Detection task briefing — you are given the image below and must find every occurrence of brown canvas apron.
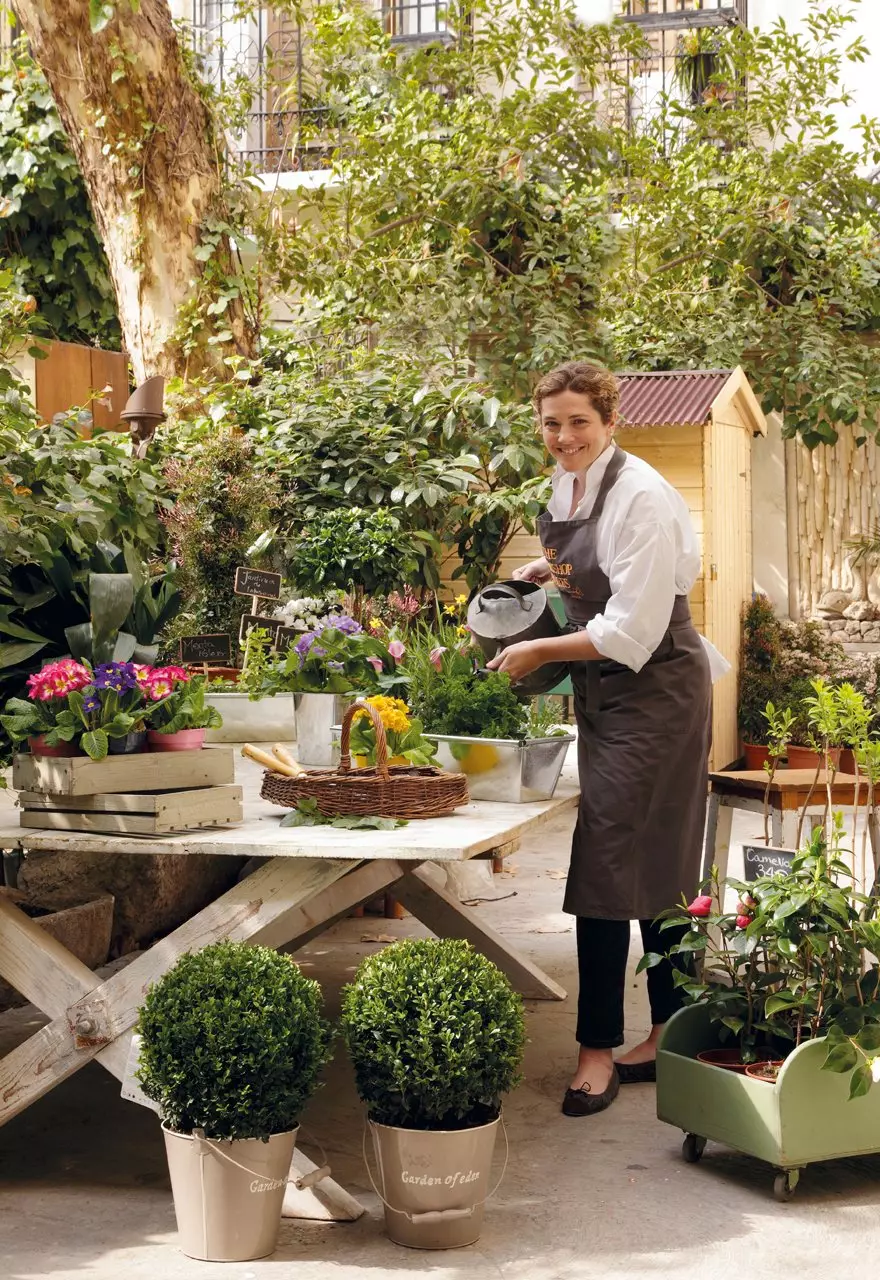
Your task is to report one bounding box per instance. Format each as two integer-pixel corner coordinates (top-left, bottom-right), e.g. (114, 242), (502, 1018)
(537, 445), (711, 921)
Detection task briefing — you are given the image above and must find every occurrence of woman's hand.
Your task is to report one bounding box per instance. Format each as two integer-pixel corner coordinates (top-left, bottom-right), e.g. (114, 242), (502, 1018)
(486, 641), (545, 683)
(511, 558), (552, 584)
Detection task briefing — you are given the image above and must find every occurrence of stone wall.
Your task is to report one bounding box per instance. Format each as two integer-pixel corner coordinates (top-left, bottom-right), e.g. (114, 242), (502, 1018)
(815, 618), (880, 646)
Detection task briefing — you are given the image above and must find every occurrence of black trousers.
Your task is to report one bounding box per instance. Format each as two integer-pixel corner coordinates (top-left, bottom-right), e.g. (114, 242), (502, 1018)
(575, 916), (687, 1049)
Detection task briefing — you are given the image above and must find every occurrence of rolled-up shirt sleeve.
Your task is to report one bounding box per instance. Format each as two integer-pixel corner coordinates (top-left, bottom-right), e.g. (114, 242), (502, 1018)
(586, 518), (677, 673)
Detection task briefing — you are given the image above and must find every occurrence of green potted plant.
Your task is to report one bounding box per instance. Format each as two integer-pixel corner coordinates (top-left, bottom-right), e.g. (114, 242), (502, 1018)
(136, 940), (332, 1262)
(145, 671), (222, 752)
(204, 627), (297, 744)
(347, 695), (438, 767)
(407, 638), (573, 803)
(652, 821), (880, 1200)
(341, 938), (525, 1249)
(737, 595), (786, 769)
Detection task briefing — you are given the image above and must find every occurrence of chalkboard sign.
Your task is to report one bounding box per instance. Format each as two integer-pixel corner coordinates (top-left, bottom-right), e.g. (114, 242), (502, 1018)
(743, 845), (797, 882)
(275, 626), (301, 652)
(179, 633), (232, 665)
(233, 567), (282, 599)
(239, 613), (283, 644)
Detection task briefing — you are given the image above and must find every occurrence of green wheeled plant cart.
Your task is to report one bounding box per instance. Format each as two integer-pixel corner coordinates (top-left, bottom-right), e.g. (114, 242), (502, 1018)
(656, 1004), (880, 1201)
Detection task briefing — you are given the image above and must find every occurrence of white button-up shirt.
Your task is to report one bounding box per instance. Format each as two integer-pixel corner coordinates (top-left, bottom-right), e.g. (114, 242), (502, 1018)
(547, 445), (730, 679)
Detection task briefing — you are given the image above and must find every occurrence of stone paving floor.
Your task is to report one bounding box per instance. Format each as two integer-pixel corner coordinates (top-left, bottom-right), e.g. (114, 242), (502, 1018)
(2, 805), (880, 1280)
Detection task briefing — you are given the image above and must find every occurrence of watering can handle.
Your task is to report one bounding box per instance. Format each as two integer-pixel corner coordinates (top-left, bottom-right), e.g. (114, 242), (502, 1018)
(476, 582), (534, 614)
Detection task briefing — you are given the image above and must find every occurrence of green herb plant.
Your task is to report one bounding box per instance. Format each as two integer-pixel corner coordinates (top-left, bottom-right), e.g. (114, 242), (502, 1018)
(136, 940), (332, 1140)
(409, 647), (527, 741)
(146, 674), (222, 735)
(341, 938), (526, 1131)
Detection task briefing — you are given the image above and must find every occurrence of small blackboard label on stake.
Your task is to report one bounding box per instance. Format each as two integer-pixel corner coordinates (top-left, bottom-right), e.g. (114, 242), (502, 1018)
(239, 613), (283, 645)
(743, 845), (797, 882)
(275, 626), (301, 652)
(179, 633), (232, 665)
(233, 567), (282, 600)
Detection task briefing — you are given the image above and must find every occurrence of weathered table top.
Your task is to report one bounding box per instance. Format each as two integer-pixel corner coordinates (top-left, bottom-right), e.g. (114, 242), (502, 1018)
(0, 747), (579, 863)
(710, 769), (879, 806)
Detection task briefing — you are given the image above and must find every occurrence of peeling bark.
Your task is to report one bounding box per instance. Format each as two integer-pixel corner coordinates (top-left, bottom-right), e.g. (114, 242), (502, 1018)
(14, 0), (256, 381)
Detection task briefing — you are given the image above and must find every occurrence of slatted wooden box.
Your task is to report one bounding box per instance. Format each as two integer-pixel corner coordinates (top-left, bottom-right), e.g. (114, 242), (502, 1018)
(12, 747), (235, 797)
(12, 748), (242, 835)
(18, 786), (244, 835)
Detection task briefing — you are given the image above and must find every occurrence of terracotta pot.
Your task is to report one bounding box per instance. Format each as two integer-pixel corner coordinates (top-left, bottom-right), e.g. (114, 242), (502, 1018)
(742, 742), (770, 771)
(204, 667), (241, 683)
(695, 1048), (750, 1073)
(840, 748), (856, 774)
(146, 728), (206, 752)
(744, 1060), (784, 1084)
(27, 734), (81, 758)
(784, 745), (842, 770)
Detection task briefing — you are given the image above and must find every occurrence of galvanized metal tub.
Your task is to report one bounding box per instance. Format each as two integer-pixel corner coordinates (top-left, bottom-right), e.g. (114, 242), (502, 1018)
(296, 693), (354, 765)
(330, 729), (573, 803)
(204, 692), (296, 744)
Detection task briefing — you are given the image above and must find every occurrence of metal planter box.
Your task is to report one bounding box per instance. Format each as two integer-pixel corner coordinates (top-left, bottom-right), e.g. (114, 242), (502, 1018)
(329, 729), (572, 803)
(425, 734), (572, 803)
(656, 1003), (880, 1199)
(204, 692), (296, 744)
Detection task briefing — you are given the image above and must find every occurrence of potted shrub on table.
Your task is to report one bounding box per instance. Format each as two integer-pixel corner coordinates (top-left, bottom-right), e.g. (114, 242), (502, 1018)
(136, 940), (332, 1262)
(341, 938), (525, 1250)
(205, 626), (296, 744)
(145, 669), (222, 751)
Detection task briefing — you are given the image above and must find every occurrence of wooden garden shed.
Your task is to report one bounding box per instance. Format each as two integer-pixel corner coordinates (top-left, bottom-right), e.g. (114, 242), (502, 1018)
(500, 367), (767, 770)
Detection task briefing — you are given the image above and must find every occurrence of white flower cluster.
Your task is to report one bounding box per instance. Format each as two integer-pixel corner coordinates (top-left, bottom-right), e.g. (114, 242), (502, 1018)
(273, 594), (341, 633)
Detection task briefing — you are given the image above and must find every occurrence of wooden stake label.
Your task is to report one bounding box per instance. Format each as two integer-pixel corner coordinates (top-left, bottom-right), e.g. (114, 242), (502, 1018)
(233, 567), (282, 600)
(179, 633), (232, 665)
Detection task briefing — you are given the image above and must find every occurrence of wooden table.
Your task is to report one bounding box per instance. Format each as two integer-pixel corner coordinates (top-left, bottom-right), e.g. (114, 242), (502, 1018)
(702, 768), (880, 884)
(0, 750), (578, 1219)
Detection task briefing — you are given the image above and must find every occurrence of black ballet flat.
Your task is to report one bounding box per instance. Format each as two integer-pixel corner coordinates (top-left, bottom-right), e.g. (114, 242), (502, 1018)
(561, 1067), (620, 1117)
(615, 1060), (656, 1085)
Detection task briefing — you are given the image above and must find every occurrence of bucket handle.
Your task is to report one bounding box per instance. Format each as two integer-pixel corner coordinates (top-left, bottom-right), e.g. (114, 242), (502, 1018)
(476, 582), (534, 614)
(360, 1116), (509, 1224)
(192, 1125), (332, 1192)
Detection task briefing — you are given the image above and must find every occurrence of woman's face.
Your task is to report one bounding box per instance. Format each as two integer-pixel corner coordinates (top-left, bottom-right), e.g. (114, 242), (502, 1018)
(540, 390), (615, 472)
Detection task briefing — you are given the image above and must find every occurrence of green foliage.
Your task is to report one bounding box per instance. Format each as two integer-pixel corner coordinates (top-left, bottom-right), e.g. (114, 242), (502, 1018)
(161, 428), (277, 641)
(341, 938), (525, 1130)
(136, 941), (332, 1139)
(409, 645), (527, 740)
(290, 507), (428, 600)
(0, 44), (120, 348)
(279, 798), (406, 830)
(605, 2), (880, 445)
(146, 674), (222, 734)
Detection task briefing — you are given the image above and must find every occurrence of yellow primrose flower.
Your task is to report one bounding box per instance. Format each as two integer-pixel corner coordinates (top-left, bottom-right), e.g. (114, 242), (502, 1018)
(456, 625), (469, 637)
(354, 694), (411, 734)
(369, 617), (384, 631)
(443, 604), (457, 617)
(455, 593), (468, 605)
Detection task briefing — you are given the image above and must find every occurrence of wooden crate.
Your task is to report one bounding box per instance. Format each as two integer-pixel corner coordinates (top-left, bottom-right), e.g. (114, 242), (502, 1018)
(18, 785), (244, 835)
(12, 747), (235, 797)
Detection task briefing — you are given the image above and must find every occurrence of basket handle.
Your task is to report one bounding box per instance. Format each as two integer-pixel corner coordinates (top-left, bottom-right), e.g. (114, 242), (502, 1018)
(339, 699), (390, 780)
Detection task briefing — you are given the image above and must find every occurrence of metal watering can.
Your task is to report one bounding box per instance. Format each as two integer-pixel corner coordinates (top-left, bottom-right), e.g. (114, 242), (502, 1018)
(466, 581), (571, 696)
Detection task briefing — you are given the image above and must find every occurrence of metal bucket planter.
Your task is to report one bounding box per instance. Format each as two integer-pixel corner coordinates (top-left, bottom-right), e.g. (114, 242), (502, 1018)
(368, 1115), (502, 1249)
(656, 1003), (880, 1200)
(205, 692), (296, 744)
(162, 1125), (297, 1261)
(426, 734), (573, 803)
(295, 693), (353, 765)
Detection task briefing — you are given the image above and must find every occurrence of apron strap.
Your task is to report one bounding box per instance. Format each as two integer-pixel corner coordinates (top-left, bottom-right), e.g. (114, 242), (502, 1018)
(587, 445), (627, 524)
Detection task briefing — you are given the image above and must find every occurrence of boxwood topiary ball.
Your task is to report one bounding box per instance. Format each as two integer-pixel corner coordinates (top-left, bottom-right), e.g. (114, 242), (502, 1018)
(341, 938), (526, 1130)
(136, 940), (332, 1140)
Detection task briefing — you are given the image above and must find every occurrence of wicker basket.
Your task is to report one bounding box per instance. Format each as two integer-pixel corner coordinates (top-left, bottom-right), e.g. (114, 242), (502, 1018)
(261, 700), (469, 820)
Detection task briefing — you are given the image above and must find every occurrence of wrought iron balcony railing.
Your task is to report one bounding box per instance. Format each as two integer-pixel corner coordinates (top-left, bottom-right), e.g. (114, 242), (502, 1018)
(190, 2), (450, 174)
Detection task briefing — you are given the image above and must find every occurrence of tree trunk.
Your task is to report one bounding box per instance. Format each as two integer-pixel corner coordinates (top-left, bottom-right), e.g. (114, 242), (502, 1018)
(13, 0), (256, 381)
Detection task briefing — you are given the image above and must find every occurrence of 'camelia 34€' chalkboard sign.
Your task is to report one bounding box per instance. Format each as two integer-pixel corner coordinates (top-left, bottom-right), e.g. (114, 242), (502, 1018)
(742, 845), (797, 882)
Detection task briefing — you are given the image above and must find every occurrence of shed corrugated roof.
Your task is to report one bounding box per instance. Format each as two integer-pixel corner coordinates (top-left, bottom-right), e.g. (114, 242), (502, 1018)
(617, 369), (733, 428)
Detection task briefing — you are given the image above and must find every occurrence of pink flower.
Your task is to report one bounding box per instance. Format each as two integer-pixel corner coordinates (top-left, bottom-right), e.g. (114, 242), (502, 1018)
(388, 640), (406, 661)
(366, 656), (383, 674)
(687, 895), (713, 918)
(26, 659), (92, 701)
(429, 646), (447, 671)
(145, 678), (172, 700)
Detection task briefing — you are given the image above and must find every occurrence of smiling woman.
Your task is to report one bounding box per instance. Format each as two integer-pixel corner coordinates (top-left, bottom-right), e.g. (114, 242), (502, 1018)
(489, 359), (726, 1119)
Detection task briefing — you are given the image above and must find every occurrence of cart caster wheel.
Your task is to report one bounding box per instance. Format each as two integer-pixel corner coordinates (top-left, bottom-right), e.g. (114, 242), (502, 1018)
(773, 1170), (799, 1202)
(682, 1133), (706, 1163)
